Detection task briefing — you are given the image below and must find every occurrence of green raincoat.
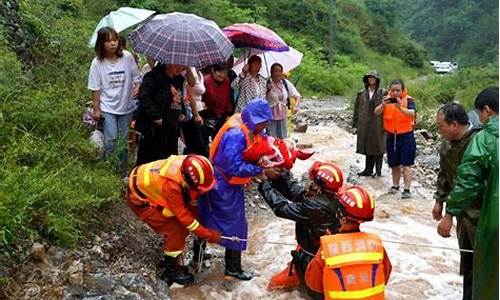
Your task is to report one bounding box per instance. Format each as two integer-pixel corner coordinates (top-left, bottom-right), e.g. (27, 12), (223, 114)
(446, 116), (499, 300)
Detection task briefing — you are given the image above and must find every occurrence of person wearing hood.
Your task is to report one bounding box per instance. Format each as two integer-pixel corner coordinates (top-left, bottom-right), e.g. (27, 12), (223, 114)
(198, 98), (272, 281)
(438, 87), (498, 300)
(353, 70), (385, 177)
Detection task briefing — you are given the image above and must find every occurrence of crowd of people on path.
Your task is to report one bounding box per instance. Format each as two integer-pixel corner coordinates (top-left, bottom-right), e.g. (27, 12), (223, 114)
(87, 25), (498, 300)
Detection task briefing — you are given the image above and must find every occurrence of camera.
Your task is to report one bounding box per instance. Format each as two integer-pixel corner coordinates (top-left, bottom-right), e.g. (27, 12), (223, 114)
(388, 98), (398, 104)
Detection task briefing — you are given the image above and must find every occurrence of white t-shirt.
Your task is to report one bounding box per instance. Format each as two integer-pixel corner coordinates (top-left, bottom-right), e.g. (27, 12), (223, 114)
(87, 50), (140, 115)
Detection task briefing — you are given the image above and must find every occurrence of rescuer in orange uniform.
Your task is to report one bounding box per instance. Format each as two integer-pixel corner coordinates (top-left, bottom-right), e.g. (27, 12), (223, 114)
(305, 185), (392, 300)
(126, 154), (222, 285)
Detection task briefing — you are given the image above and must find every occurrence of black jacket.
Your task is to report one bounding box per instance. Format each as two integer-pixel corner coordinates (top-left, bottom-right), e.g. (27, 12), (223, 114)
(258, 172), (340, 255)
(136, 64), (185, 133)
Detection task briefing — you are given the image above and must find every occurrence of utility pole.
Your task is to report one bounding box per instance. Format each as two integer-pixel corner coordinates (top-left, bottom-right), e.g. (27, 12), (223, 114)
(328, 0), (334, 66)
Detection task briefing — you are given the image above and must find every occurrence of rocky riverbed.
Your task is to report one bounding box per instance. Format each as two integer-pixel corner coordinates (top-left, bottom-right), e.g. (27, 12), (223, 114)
(1, 97), (455, 300)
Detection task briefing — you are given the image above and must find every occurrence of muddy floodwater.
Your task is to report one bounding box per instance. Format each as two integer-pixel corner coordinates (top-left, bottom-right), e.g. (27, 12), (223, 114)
(171, 102), (462, 300)
(3, 99), (462, 300)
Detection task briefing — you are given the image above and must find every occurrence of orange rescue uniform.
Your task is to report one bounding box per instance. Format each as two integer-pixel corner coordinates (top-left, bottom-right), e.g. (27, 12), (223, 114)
(305, 232), (392, 300)
(382, 93), (414, 135)
(127, 155), (215, 257)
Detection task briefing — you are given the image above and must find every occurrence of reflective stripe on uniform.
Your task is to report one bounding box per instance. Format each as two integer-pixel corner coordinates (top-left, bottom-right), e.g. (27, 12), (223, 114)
(143, 162), (156, 187)
(140, 162), (164, 201)
(186, 220), (200, 231)
(164, 250), (183, 257)
(161, 207), (175, 218)
(325, 252), (383, 267)
(328, 283), (384, 299)
(159, 157), (175, 177)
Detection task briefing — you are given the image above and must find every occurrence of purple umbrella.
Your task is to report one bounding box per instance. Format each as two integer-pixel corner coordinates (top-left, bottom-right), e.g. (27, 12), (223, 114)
(129, 12), (234, 68)
(223, 23), (289, 52)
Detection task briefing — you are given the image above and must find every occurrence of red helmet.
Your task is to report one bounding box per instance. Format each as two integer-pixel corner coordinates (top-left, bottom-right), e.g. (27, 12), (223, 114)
(308, 161), (344, 193)
(181, 155), (216, 193)
(337, 185), (375, 222)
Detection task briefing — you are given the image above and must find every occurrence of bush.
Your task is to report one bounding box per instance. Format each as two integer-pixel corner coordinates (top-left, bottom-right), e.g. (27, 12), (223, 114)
(0, 1), (124, 264)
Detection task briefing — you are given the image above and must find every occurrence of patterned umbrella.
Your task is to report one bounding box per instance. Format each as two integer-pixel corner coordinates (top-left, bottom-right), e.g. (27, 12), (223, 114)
(128, 12), (234, 68)
(223, 23), (289, 52)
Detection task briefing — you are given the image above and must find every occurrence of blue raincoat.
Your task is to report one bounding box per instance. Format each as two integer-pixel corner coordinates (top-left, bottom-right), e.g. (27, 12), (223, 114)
(199, 99), (272, 250)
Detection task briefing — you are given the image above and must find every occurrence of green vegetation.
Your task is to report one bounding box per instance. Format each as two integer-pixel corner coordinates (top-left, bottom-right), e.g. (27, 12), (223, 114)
(0, 1), (122, 264)
(401, 0), (499, 66)
(0, 0), (497, 266)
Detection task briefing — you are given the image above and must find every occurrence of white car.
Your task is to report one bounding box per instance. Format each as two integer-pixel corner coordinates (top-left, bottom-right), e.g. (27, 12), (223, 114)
(429, 60), (440, 67)
(434, 62), (456, 74)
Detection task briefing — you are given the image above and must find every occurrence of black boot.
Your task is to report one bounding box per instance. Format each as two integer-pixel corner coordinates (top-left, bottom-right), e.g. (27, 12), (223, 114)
(358, 155), (374, 176)
(224, 249), (254, 280)
(192, 239), (212, 264)
(161, 255), (194, 285)
(373, 155), (383, 177)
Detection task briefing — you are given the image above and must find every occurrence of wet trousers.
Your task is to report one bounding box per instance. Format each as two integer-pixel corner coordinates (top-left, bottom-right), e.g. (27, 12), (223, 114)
(136, 122), (179, 166)
(225, 248), (244, 273)
(363, 154), (383, 175)
(127, 193), (197, 257)
(292, 250), (323, 300)
(181, 118), (208, 157)
(457, 216), (476, 300)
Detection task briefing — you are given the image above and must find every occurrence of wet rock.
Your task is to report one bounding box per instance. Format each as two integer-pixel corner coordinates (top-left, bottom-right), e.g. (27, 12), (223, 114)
(31, 242), (46, 262)
(376, 209), (390, 219)
(67, 260), (83, 286)
(47, 248), (67, 267)
(297, 143), (313, 149)
(118, 273), (149, 294)
(294, 123), (308, 133)
(401, 203), (417, 214)
(418, 129), (434, 140)
(85, 273), (117, 293)
(23, 283), (41, 298)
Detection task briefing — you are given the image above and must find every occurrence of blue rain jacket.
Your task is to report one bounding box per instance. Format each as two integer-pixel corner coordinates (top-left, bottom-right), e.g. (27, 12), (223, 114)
(199, 99), (272, 250)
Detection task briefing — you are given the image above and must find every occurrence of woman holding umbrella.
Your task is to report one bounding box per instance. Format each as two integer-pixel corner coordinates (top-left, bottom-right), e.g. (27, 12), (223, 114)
(231, 55), (267, 113)
(128, 12), (234, 164)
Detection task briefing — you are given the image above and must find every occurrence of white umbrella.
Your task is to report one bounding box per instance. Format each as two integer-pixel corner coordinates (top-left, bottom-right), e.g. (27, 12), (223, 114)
(88, 7), (156, 47)
(232, 46), (303, 77)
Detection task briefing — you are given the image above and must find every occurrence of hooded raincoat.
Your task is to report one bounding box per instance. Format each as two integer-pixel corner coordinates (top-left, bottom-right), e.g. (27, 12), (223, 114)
(446, 116), (498, 300)
(353, 70), (385, 155)
(199, 99), (272, 251)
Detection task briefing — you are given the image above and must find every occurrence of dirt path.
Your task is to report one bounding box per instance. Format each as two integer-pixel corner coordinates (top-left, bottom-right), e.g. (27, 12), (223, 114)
(3, 97), (461, 300)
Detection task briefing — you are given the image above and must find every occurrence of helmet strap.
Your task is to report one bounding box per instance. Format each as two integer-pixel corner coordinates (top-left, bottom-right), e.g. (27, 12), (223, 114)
(182, 171), (197, 190)
(180, 182), (192, 207)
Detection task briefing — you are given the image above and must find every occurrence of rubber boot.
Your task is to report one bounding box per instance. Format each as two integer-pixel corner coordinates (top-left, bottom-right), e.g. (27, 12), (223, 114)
(160, 255), (194, 286)
(192, 239), (212, 265)
(373, 155), (383, 177)
(224, 249), (254, 280)
(358, 155), (374, 176)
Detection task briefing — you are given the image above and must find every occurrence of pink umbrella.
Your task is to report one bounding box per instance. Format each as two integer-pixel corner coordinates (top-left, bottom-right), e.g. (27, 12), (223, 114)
(223, 23), (289, 52)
